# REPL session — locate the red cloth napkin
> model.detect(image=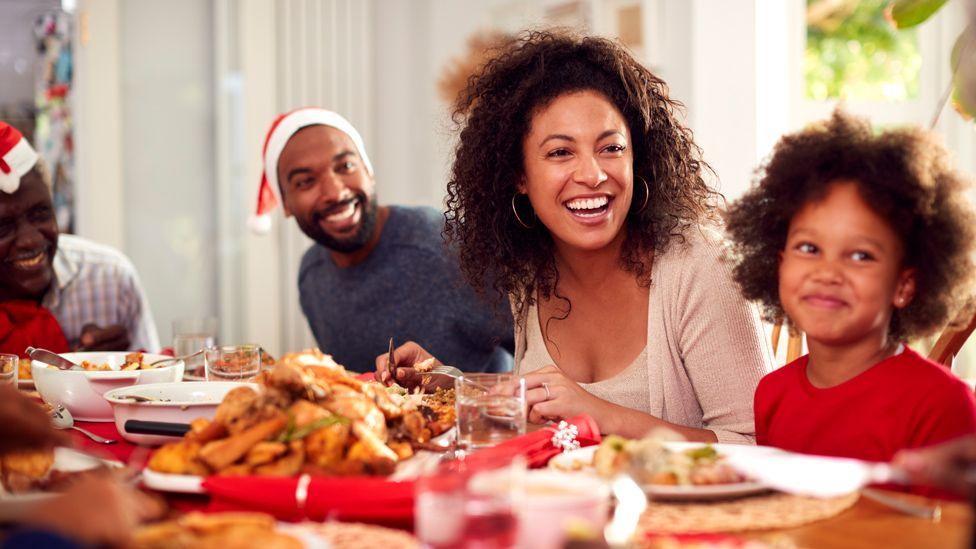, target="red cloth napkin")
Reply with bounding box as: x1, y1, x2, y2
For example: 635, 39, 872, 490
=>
465, 414, 601, 469
0, 300, 69, 358
201, 415, 600, 525
204, 476, 415, 526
